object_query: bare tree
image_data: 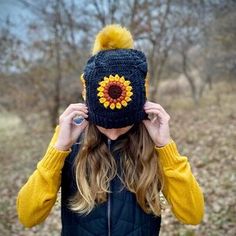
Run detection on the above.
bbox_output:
[77,0,174,100]
[17,0,88,128]
[3,0,234,124]
[170,0,209,104]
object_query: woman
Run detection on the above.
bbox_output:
[17,25,204,236]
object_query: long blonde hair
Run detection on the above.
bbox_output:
[69,122,164,216]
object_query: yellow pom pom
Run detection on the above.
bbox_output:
[80,73,86,101]
[92,24,134,55]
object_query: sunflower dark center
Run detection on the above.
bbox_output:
[108,85,122,99]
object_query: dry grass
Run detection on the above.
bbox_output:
[0,81,235,236]
[159,81,236,236]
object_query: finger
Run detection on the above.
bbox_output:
[143,118,160,131]
[66,103,88,115]
[80,120,88,131]
[60,106,88,122]
[142,119,150,129]
[144,106,170,119]
[144,108,163,116]
[144,101,163,108]
[63,111,88,124]
[144,101,168,114]
[69,119,88,145]
[72,119,88,141]
[61,103,88,118]
[144,103,165,113]
[145,108,170,122]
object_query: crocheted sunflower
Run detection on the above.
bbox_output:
[97,74,133,110]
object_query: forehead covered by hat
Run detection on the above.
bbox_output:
[81,25,148,128]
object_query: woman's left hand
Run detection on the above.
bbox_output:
[143,101,171,147]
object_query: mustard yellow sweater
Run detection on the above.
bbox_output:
[17,126,204,227]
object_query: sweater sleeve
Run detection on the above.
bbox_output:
[16,126,71,227]
[155,141,204,225]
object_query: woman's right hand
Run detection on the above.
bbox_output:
[54,103,88,151]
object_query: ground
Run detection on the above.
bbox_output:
[0,81,235,236]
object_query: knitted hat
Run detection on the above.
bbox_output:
[81,25,148,128]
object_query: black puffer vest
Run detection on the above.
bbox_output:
[61,129,161,236]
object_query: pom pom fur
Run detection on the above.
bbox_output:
[92,24,134,55]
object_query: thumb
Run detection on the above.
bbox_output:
[142,119,151,130]
[72,119,88,143]
[74,119,88,134]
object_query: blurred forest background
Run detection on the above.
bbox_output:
[0,0,235,235]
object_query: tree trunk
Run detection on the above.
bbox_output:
[182,49,199,105]
[51,0,62,128]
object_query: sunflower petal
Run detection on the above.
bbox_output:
[125,97,131,102]
[110,103,115,109]
[124,81,130,86]
[121,100,127,107]
[104,101,110,108]
[97,87,104,92]
[99,97,106,103]
[116,102,121,109]
[97,92,104,97]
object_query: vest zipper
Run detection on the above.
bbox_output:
[107,138,111,236]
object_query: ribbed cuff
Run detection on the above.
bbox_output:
[155,140,183,167]
[38,145,71,171]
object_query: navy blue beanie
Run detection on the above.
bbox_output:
[81,25,148,128]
